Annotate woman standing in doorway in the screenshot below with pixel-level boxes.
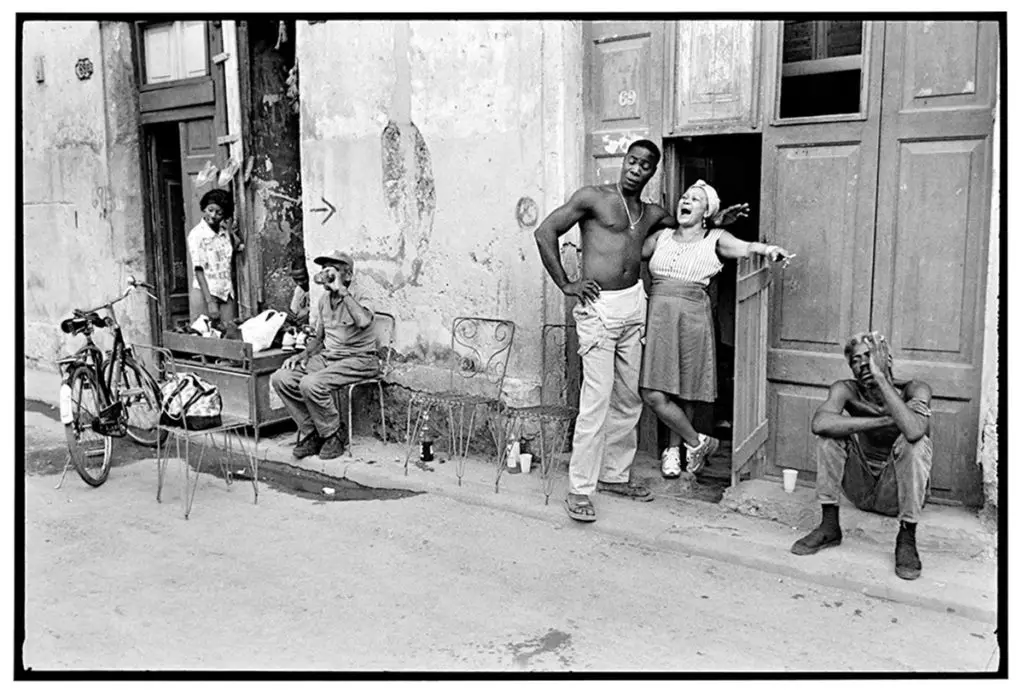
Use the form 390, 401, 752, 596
187, 188, 243, 338
640, 180, 793, 478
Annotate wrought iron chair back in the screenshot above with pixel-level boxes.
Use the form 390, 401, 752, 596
447, 316, 516, 401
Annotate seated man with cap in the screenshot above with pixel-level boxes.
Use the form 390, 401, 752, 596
271, 249, 379, 460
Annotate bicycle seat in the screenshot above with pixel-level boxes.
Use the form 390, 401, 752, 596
72, 310, 105, 327
60, 316, 89, 335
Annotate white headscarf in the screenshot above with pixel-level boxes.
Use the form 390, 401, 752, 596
689, 179, 721, 221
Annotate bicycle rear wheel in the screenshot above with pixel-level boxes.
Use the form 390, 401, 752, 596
65, 365, 113, 487
104, 355, 166, 446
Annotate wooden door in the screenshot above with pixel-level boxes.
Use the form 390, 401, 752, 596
670, 20, 761, 135
760, 21, 886, 481
579, 21, 667, 451
583, 21, 667, 197
869, 21, 997, 506
732, 255, 770, 483
179, 117, 224, 318
147, 128, 190, 330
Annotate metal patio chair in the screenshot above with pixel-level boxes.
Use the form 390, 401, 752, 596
139, 345, 262, 521
497, 323, 579, 502
332, 311, 397, 455
402, 316, 516, 486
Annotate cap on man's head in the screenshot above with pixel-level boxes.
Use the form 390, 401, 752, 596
313, 249, 354, 269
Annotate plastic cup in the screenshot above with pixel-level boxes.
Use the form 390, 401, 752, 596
782, 468, 798, 493
520, 453, 533, 474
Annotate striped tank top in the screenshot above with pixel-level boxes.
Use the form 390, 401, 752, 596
648, 228, 724, 287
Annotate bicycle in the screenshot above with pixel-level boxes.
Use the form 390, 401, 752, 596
56, 276, 167, 488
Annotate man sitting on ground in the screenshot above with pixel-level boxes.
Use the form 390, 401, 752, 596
791, 331, 933, 580
270, 250, 379, 460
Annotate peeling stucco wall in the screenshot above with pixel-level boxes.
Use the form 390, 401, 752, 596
296, 20, 584, 405
247, 20, 304, 315
22, 21, 149, 372
977, 72, 1000, 524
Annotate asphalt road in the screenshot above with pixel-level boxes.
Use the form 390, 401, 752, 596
21, 408, 998, 672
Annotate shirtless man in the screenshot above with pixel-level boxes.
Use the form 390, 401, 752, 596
534, 139, 747, 522
791, 331, 933, 580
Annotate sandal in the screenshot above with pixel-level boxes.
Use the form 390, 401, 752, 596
596, 481, 655, 502
564, 494, 597, 522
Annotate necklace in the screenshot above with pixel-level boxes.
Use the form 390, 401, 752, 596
616, 183, 642, 230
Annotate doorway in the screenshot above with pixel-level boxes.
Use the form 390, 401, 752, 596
145, 123, 191, 333
654, 133, 763, 493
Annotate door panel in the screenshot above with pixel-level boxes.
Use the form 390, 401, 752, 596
732, 255, 770, 481
769, 140, 876, 352
581, 21, 667, 453
584, 21, 666, 199
768, 384, 824, 475
761, 21, 884, 477
671, 20, 760, 134
870, 21, 997, 505
179, 117, 224, 319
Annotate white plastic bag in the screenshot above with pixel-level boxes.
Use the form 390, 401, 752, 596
240, 310, 287, 353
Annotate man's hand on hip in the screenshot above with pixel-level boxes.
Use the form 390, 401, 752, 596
562, 279, 601, 304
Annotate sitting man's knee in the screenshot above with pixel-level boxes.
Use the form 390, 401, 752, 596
270, 368, 290, 390
894, 434, 932, 460
298, 374, 330, 399
815, 434, 848, 452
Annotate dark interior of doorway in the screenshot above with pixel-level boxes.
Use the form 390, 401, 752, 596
145, 123, 190, 333
661, 133, 762, 497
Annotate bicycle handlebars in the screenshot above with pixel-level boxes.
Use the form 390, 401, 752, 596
75, 277, 156, 316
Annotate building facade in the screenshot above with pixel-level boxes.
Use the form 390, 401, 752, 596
21, 18, 1001, 518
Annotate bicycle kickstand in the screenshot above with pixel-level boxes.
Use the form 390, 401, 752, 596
54, 453, 73, 490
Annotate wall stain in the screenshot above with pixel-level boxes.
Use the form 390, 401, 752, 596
376, 118, 436, 291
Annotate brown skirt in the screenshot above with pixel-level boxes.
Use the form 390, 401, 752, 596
639, 279, 717, 402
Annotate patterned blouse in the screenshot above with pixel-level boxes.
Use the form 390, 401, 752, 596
187, 220, 235, 302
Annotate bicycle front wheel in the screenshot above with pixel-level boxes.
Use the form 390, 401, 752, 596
66, 365, 113, 487
104, 355, 167, 447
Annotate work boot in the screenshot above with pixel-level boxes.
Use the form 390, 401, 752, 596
895, 521, 922, 580
318, 429, 349, 460
292, 431, 325, 460
791, 504, 843, 555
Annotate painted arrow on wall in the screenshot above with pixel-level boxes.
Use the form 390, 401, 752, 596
309, 195, 336, 225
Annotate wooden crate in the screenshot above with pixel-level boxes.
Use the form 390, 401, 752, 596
163, 333, 292, 429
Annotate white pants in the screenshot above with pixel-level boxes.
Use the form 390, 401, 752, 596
568, 282, 647, 496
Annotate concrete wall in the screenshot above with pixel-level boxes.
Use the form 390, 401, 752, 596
296, 20, 584, 405
22, 21, 150, 371
977, 67, 1000, 524
246, 20, 305, 314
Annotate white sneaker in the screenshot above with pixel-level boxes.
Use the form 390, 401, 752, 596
661, 447, 682, 479
685, 434, 720, 474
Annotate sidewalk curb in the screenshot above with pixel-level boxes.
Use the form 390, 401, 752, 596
24, 366, 996, 626
259, 440, 996, 626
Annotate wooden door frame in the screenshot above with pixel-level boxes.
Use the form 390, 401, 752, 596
133, 20, 258, 340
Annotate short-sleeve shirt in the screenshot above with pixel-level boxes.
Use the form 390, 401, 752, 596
187, 220, 235, 302
313, 280, 376, 360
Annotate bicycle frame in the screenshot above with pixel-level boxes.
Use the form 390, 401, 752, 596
58, 283, 152, 419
